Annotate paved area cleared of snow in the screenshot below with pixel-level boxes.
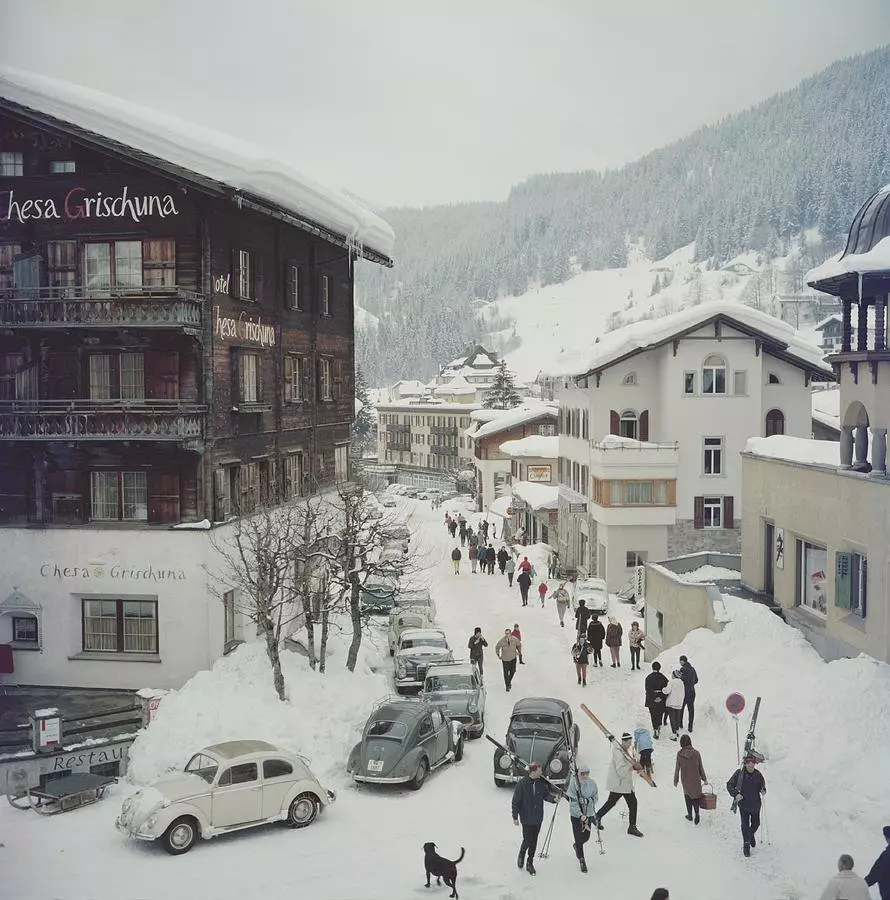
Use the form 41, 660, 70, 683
3, 495, 889, 900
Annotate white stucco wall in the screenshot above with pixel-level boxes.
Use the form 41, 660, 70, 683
596, 522, 669, 590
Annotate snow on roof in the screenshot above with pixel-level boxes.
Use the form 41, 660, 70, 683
676, 565, 741, 584
470, 408, 503, 423
499, 435, 559, 459
807, 235, 890, 284
594, 434, 668, 450
471, 402, 558, 440
488, 496, 513, 518
814, 313, 843, 330
0, 66, 394, 263
745, 435, 841, 468
512, 481, 559, 511
811, 388, 840, 429
545, 300, 832, 378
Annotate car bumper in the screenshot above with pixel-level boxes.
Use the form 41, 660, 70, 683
352, 773, 411, 785
394, 678, 423, 689
494, 771, 568, 785
115, 817, 158, 841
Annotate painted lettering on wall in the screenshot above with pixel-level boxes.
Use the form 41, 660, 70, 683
2, 187, 179, 224
51, 746, 125, 772
40, 563, 186, 581
213, 274, 231, 295
214, 305, 276, 348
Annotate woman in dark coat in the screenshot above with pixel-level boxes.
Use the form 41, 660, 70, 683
605, 618, 623, 667
673, 734, 707, 824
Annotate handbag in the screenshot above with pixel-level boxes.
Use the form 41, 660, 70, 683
699, 783, 717, 810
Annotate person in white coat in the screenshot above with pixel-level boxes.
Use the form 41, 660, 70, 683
593, 732, 644, 837
664, 670, 685, 740
819, 854, 871, 900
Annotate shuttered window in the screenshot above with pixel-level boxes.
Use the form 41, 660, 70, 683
148, 473, 180, 524
319, 358, 333, 401
320, 274, 332, 315
239, 353, 259, 402
286, 265, 303, 310
284, 356, 304, 402
143, 239, 176, 287
0, 243, 22, 291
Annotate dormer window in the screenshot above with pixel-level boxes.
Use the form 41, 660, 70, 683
622, 372, 638, 385
702, 355, 726, 395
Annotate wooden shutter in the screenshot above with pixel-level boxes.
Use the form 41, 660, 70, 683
610, 410, 620, 435
148, 472, 180, 524
145, 351, 180, 400
333, 359, 343, 401
693, 496, 704, 529
835, 552, 852, 609
639, 409, 649, 442
254, 252, 264, 302
283, 357, 294, 402
723, 495, 734, 529
301, 356, 310, 401
48, 352, 79, 400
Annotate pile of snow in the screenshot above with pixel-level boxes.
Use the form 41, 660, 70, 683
510, 541, 554, 574
499, 434, 559, 458
676, 565, 741, 584
595, 434, 673, 450
746, 435, 841, 467
126, 640, 388, 787
511, 480, 559, 510
812, 386, 841, 431
0, 67, 394, 261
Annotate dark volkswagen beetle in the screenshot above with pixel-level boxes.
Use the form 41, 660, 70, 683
347, 698, 464, 791
492, 697, 579, 788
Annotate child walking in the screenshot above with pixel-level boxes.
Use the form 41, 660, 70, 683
633, 725, 654, 777
572, 638, 591, 686
537, 581, 548, 607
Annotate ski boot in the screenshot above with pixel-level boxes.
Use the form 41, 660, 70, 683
517, 850, 525, 869
526, 859, 537, 876
627, 826, 644, 837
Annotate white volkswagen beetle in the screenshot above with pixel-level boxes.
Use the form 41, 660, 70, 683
115, 740, 335, 855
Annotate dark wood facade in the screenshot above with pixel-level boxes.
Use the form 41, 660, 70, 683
0, 103, 361, 528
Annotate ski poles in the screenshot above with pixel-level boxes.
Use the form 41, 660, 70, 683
760, 797, 771, 846
539, 795, 561, 858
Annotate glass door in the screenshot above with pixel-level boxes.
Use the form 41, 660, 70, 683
84, 243, 111, 295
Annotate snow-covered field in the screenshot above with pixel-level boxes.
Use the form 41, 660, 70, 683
4, 496, 889, 900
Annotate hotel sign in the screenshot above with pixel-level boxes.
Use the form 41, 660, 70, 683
40, 563, 186, 582
526, 465, 552, 483
214, 306, 276, 348
3, 186, 179, 224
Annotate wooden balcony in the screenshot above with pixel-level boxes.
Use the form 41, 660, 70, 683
0, 286, 204, 334
0, 400, 206, 443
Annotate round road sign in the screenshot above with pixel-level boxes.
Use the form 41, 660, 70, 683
725, 692, 746, 716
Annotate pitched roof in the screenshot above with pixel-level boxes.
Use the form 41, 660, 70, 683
471, 402, 558, 440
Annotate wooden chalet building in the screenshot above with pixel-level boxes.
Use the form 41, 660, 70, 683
0, 71, 392, 689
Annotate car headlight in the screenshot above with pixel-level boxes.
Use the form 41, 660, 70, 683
499, 754, 512, 769
121, 797, 135, 816
143, 812, 160, 831
467, 699, 478, 714
549, 758, 564, 774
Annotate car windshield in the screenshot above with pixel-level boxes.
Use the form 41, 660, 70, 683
367, 720, 409, 740
401, 637, 446, 650
509, 713, 563, 732
185, 753, 219, 783
426, 675, 473, 691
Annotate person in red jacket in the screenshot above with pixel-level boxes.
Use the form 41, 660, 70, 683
537, 581, 548, 607
512, 624, 525, 664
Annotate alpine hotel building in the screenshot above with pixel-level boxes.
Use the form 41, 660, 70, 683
0, 76, 392, 689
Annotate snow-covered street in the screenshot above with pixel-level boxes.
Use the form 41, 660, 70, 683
3, 495, 890, 900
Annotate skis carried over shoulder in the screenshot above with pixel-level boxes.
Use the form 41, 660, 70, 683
485, 734, 568, 798
730, 696, 763, 813
579, 704, 657, 788
560, 710, 605, 856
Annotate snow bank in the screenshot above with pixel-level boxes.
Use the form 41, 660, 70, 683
511, 480, 559, 510
746, 435, 841, 467
127, 639, 389, 787
0, 67, 394, 261
663, 596, 890, 849
676, 565, 741, 583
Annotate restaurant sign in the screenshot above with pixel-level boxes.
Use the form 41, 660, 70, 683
214, 306, 276, 348
3, 186, 179, 224
526, 465, 552, 483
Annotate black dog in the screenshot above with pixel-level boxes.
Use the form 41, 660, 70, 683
423, 842, 465, 899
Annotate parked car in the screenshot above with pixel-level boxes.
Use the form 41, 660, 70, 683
403, 488, 419, 498
393, 587, 437, 621
388, 607, 436, 656
382, 523, 411, 552
360, 576, 399, 615
115, 740, 335, 855
393, 628, 453, 692
380, 496, 397, 508
421, 661, 486, 738
492, 698, 579, 788
347, 699, 464, 789
574, 577, 609, 616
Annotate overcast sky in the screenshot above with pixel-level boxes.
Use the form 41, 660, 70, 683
1, 0, 888, 208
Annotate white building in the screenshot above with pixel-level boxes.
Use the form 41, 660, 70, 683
553, 301, 833, 589
499, 434, 559, 544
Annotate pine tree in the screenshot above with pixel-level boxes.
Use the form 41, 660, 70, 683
483, 360, 521, 410
351, 366, 374, 454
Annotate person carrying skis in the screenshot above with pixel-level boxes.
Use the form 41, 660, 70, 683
572, 637, 590, 686
634, 725, 654, 779
517, 568, 532, 606
469, 542, 478, 573
679, 655, 698, 732
554, 583, 571, 628
497, 546, 509, 574
586, 614, 605, 667
511, 624, 524, 664
575, 598, 592, 638
512, 762, 558, 876
818, 854, 871, 900
495, 628, 521, 691
726, 755, 766, 857
537, 580, 548, 607
451, 546, 462, 575
594, 732, 644, 837
644, 661, 668, 737
606, 617, 623, 667
566, 762, 598, 873
865, 825, 890, 900
467, 627, 488, 678
673, 734, 707, 824
505, 556, 517, 587
664, 670, 685, 739
628, 621, 645, 670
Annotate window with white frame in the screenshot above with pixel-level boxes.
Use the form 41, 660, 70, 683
703, 437, 724, 475
0, 152, 23, 177
538, 423, 556, 436
797, 540, 827, 615
702, 496, 722, 528
89, 355, 112, 400
619, 410, 638, 439
120, 353, 145, 401
49, 160, 76, 174
239, 353, 259, 403
702, 355, 726, 395
12, 615, 38, 643
284, 356, 304, 402
82, 599, 158, 653
335, 445, 348, 483
320, 274, 332, 315
850, 552, 867, 618
286, 265, 302, 310
237, 249, 253, 300
319, 358, 333, 401
90, 471, 148, 521
733, 370, 747, 395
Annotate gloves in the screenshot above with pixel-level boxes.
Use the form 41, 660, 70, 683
607, 735, 615, 742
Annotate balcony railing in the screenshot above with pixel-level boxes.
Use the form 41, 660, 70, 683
0, 400, 206, 441
430, 443, 459, 456
0, 286, 204, 331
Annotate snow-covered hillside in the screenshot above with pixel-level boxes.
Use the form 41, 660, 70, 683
483, 242, 824, 383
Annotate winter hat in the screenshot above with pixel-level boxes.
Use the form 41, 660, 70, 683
621, 732, 632, 741
578, 763, 591, 774
744, 755, 757, 763
883, 825, 890, 840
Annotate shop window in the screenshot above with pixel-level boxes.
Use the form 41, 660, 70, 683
47, 241, 77, 293
82, 598, 158, 653
286, 265, 303, 310
796, 540, 828, 616
0, 152, 23, 177
12, 615, 39, 644
318, 358, 333, 401
684, 371, 696, 394
702, 354, 726, 395
284, 356, 304, 402
626, 551, 647, 569
320, 274, 332, 315
90, 471, 148, 521
835, 551, 867, 618
765, 409, 785, 437
0, 243, 22, 291
703, 437, 724, 475
143, 239, 176, 288
49, 160, 76, 174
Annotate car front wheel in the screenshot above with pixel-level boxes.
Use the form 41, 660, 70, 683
409, 757, 428, 791
287, 793, 320, 828
162, 817, 199, 855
